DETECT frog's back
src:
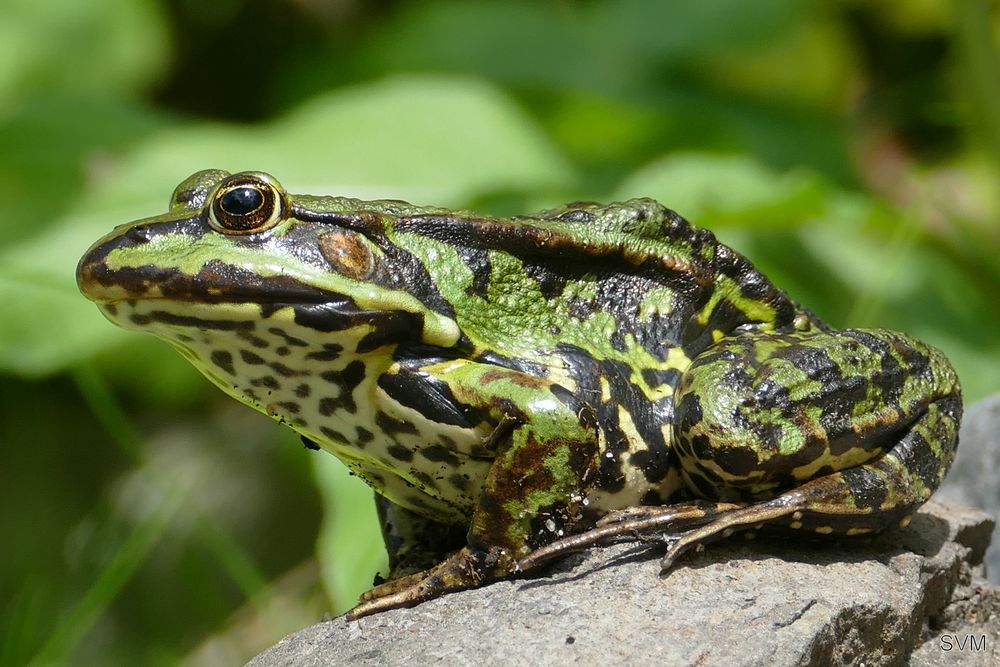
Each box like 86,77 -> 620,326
389,197 -> 812,365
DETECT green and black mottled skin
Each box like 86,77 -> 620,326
77,170 -> 962,618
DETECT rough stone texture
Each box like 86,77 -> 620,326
936,392 -> 1000,582
250,501 -> 999,667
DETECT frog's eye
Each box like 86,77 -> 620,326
208,173 -> 286,234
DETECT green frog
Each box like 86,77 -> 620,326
77,170 -> 962,618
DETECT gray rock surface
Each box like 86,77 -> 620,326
250,501 -> 999,667
937,392 -> 1000,581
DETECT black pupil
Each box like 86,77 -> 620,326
220,186 -> 264,216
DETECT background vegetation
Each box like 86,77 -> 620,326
2,0 -> 999,664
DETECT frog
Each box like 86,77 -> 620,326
76,170 -> 962,619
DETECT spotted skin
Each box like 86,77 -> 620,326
77,170 -> 962,618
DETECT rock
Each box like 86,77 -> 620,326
249,500 -> 999,667
936,392 -> 1000,581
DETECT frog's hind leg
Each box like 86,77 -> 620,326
660,328 -> 962,569
517,500 -> 744,570
661,395 -> 961,568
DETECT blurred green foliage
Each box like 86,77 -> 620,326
1,0 -> 999,664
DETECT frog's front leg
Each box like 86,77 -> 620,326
374,495 -> 467,579
347,361 -> 601,619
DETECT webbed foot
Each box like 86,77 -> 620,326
516,501 -> 742,571
346,546 -> 512,619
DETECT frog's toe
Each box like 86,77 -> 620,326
658,497 -> 810,572
358,570 -> 428,604
595,500 -> 743,528
517,501 -> 744,571
658,532 -> 702,573
346,546 -> 507,619
346,573 -> 440,620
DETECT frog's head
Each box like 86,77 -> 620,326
77,170 -> 461,360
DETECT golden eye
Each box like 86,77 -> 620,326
208,172 -> 286,234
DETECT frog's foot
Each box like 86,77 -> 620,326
346,546 -> 510,620
517,501 -> 743,571
658,497 -> 802,571
594,500 -> 745,528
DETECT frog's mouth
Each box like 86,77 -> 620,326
77,215 -> 459,348
76,214 -> 352,308
77,255 -> 341,307
76,246 -> 430,351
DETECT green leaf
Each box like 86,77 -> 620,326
0,0 -> 170,106
361,0 -> 799,92
615,152 -> 828,227
0,97 -> 170,244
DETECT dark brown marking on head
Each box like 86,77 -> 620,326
96,253 -> 336,305
294,383 -> 311,398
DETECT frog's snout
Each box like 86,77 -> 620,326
76,242 -> 105,301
